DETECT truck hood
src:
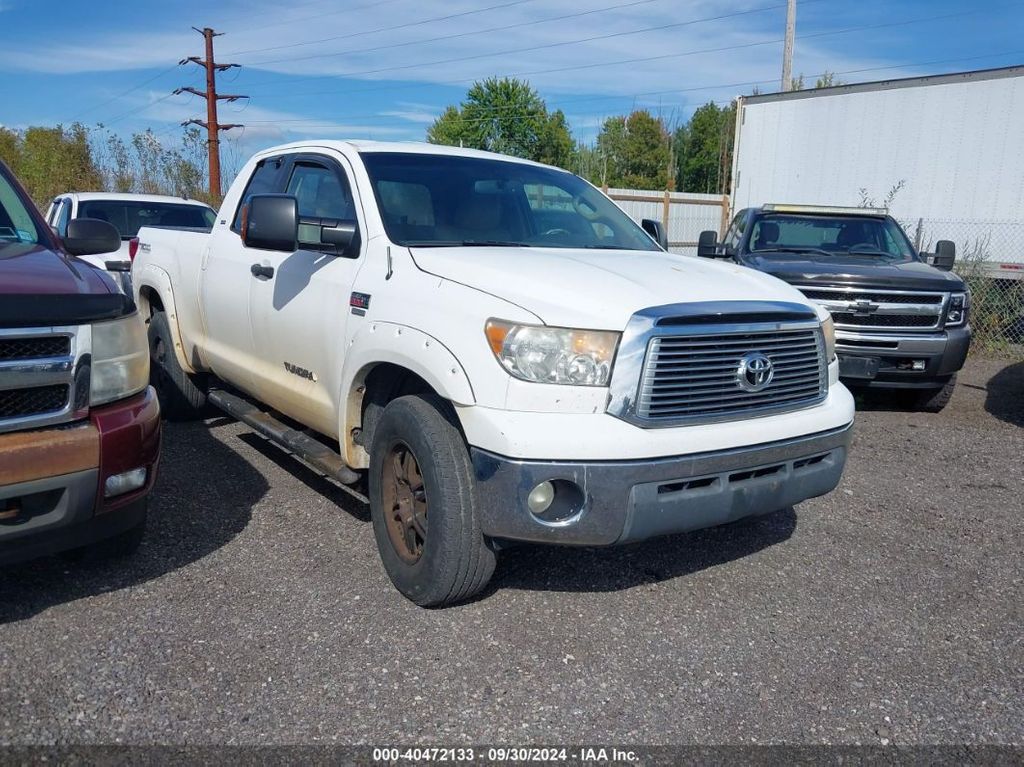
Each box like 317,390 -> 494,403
0,242 -> 130,327
410,246 -> 811,328
740,253 -> 966,293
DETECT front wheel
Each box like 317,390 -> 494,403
368,394 -> 496,607
906,374 -> 957,413
148,310 -> 207,420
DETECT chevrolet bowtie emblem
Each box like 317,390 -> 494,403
850,299 -> 879,315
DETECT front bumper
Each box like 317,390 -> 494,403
472,423 -> 852,546
836,326 -> 971,388
0,387 -> 160,565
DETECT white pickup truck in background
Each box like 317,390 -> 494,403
46,192 -> 215,292
132,140 -> 855,606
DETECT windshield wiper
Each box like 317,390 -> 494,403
753,247 -> 834,258
405,240 -> 529,248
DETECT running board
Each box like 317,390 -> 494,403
207,389 -> 361,486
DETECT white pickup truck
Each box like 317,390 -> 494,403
133,140 -> 855,606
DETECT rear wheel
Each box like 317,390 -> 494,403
906,374 -> 957,413
368,394 -> 495,607
148,310 -> 206,420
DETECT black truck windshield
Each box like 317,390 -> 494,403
0,171 -> 41,248
748,214 -> 915,261
361,152 -> 660,252
78,200 -> 215,239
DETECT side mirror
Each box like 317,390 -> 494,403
63,218 -> 121,257
243,194 -> 297,252
697,230 -> 720,258
640,219 -> 668,250
318,220 -> 361,257
931,240 -> 956,271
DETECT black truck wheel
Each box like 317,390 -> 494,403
368,394 -> 496,607
907,374 -> 957,413
148,311 -> 207,420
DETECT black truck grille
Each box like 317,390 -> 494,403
636,327 -> 827,422
829,313 -> 938,328
0,336 -> 71,361
0,385 -> 70,419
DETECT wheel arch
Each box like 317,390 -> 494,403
339,323 -> 475,468
133,265 -> 195,374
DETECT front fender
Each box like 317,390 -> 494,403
133,263 -> 195,374
339,321 -> 475,467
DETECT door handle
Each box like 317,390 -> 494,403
250,263 -> 275,279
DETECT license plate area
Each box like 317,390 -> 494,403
839,355 -> 880,379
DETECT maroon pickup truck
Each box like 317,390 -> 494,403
0,160 -> 160,564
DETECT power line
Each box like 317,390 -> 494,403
226,0 -> 542,57
236,0 -> 664,65
241,0 -> 812,86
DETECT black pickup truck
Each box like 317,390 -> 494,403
698,205 -> 971,411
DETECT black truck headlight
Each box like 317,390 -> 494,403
945,292 -> 969,327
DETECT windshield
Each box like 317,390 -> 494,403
748,214 -> 915,261
361,152 -> 660,252
0,169 -> 41,249
78,200 -> 216,238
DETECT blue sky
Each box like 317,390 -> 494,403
1,0 -> 1022,157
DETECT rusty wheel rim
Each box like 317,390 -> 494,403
381,441 -> 428,564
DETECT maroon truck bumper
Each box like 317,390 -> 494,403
0,387 -> 161,565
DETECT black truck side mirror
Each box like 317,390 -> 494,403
697,230 -> 720,258
243,194 -> 298,252
641,219 -> 668,250
63,218 -> 121,257
930,240 -> 956,271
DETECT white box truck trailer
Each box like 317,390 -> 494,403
730,65 -> 1024,280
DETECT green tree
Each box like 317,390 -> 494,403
594,110 -> 670,189
11,123 -> 101,207
426,77 -> 574,168
673,101 -> 736,194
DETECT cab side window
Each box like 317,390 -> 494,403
231,157 -> 284,232
725,212 -> 746,251
54,199 -> 71,237
286,162 -> 355,221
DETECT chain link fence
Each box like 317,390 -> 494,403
909,219 -> 1024,357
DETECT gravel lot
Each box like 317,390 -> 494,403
1,356 -> 1021,746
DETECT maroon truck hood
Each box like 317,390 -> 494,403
0,243 -> 132,327
0,242 -> 115,295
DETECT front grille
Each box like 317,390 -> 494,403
796,286 -> 946,332
636,327 -> 826,422
799,289 -> 943,305
830,312 -> 937,328
0,385 -> 70,419
0,336 -> 70,361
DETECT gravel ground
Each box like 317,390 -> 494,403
1,356 -> 1021,746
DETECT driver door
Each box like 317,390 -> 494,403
246,153 -> 365,437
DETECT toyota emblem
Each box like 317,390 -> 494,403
736,352 -> 774,392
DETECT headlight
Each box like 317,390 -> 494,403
821,314 -> 836,362
485,320 -> 619,386
90,313 -> 149,406
945,291 -> 969,327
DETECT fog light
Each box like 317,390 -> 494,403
912,359 -> 926,371
104,467 -> 147,498
527,481 -> 555,515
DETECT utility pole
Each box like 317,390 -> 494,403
780,0 -> 796,91
177,27 -> 245,202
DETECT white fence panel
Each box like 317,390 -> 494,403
605,188 -> 727,256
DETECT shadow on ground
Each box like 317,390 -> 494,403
0,420 -> 266,624
489,506 -> 797,595
985,361 -> 1024,427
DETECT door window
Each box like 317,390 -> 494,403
286,162 -> 355,221
232,157 -> 285,231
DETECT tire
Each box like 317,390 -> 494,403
368,394 -> 496,607
148,310 -> 207,420
907,374 -> 957,413
62,509 -> 147,563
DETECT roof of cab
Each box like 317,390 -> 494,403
253,140 -> 566,171
59,192 -> 214,207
